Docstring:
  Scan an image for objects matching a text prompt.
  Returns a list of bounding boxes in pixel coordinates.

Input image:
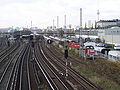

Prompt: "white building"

[98,26,120,44]
[96,19,120,28]
[96,19,120,44]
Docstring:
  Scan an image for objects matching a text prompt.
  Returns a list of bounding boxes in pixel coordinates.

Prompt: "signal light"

[47,39,52,44]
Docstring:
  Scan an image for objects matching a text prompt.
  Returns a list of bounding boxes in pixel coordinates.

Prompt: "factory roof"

[97,19,120,23]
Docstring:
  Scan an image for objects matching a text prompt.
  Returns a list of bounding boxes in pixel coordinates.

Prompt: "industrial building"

[97,19,120,44]
[96,19,120,28]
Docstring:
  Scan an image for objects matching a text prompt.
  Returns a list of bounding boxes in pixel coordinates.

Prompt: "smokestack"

[31,21,32,28]
[80,8,82,29]
[97,10,100,21]
[64,15,66,29]
[53,19,55,30]
[57,16,59,28]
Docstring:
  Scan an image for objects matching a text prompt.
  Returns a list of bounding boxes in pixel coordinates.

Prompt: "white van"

[114,44,120,49]
[108,50,120,61]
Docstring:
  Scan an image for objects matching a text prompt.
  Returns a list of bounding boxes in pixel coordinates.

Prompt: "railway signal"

[7,40,10,47]
[30,35,33,40]
[64,49,68,59]
[64,45,69,78]
[31,41,34,48]
[47,39,52,44]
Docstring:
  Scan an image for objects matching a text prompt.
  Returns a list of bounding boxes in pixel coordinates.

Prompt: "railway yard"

[0,35,120,90]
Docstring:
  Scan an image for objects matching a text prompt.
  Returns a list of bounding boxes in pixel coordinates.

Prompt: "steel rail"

[5,44,25,90]
[34,47,57,90]
[19,44,31,90]
[0,42,20,63]
[34,44,70,90]
[0,43,21,83]
[26,45,32,90]
[0,43,21,90]
[0,42,20,82]
[40,42,101,90]
[50,44,101,89]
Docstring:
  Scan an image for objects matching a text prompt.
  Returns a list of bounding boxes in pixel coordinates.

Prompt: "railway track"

[5,44,26,90]
[19,44,31,90]
[34,43,73,90]
[0,39,102,90]
[48,42,86,66]
[0,42,24,90]
[0,42,21,80]
[14,43,39,90]
[0,41,50,90]
[1,43,34,90]
[0,41,20,61]
[28,48,40,90]
[40,41,102,90]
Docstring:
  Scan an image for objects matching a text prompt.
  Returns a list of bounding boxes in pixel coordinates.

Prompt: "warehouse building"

[97,19,120,44]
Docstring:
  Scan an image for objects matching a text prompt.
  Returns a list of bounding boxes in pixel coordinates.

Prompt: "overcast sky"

[0,0,120,28]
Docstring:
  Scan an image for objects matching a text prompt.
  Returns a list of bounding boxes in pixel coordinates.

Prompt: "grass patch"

[53,43,120,89]
[68,47,120,89]
[73,66,120,90]
[69,48,79,57]
[73,66,95,78]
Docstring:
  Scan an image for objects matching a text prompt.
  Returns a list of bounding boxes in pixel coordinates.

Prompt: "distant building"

[75,29,98,36]
[96,19,120,44]
[98,26,120,44]
[96,19,120,28]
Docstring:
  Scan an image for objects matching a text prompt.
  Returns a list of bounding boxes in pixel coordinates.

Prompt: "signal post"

[64,42,69,79]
